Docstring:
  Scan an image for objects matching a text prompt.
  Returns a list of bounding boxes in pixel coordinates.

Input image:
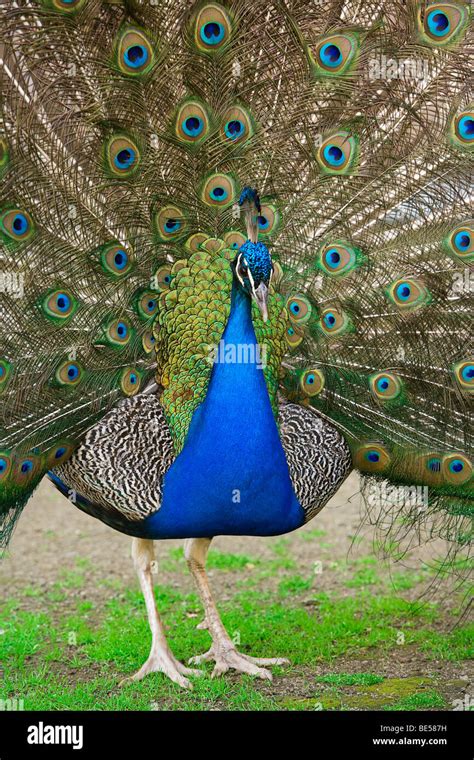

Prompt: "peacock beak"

[253,282,269,323]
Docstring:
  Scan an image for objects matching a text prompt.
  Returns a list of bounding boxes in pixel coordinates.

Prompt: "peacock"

[0,0,472,688]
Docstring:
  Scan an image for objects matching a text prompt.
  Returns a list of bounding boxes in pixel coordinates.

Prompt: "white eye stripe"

[236,253,245,287]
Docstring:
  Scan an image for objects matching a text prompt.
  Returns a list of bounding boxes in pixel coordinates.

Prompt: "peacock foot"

[120,651,203,690]
[189,643,289,681]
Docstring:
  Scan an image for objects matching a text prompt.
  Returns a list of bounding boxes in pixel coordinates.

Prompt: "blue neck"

[142,278,305,538]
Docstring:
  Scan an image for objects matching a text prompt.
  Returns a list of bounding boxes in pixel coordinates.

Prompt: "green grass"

[0,574,471,711]
[314,673,384,687]
[384,692,446,710]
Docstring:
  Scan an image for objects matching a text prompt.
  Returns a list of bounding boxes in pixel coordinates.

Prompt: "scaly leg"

[120,538,202,689]
[185,537,289,680]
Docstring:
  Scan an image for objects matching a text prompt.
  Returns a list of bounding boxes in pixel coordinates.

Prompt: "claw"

[189,646,289,680]
[120,653,203,689]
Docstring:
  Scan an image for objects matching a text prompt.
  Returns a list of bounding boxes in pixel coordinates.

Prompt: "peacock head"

[233,186,273,322]
[232,240,273,322]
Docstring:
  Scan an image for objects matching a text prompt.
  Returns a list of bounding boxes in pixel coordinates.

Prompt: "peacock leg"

[120,538,203,689]
[185,537,289,680]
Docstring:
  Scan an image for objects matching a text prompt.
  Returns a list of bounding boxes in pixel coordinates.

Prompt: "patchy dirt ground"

[0,473,472,711]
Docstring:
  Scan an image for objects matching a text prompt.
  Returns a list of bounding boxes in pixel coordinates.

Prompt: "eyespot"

[442,453,472,485]
[155,205,187,241]
[354,443,391,472]
[221,105,253,144]
[319,242,359,276]
[55,359,84,386]
[310,33,360,76]
[195,4,232,52]
[223,231,246,250]
[286,295,312,325]
[319,305,350,336]
[106,136,141,177]
[97,242,134,278]
[102,318,134,348]
[446,222,474,261]
[386,277,431,311]
[185,233,208,252]
[201,173,236,207]
[142,330,156,354]
[449,109,474,149]
[452,360,474,394]
[42,289,78,322]
[135,290,159,321]
[46,442,75,468]
[51,0,85,12]
[317,131,359,175]
[369,371,404,403]
[12,454,41,486]
[117,28,154,76]
[0,359,12,394]
[257,204,280,237]
[0,208,35,241]
[415,452,444,485]
[120,367,142,396]
[420,3,470,46]
[300,368,325,397]
[285,323,304,348]
[0,453,12,481]
[175,100,210,143]
[154,265,173,291]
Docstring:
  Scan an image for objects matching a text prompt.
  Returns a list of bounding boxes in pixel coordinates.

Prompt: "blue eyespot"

[164,275,171,284]
[183,116,204,138]
[449,459,464,473]
[210,186,228,201]
[56,293,71,312]
[164,218,181,233]
[323,144,344,166]
[377,377,390,392]
[200,22,225,45]
[289,302,300,315]
[319,43,342,67]
[454,231,470,251]
[129,373,137,384]
[325,249,341,268]
[225,120,244,139]
[114,148,136,170]
[0,457,7,473]
[12,213,29,235]
[287,326,295,336]
[461,365,474,382]
[427,457,441,472]
[396,283,411,301]
[147,299,156,312]
[306,373,315,384]
[366,450,380,463]
[66,364,79,380]
[258,215,269,230]
[20,459,34,474]
[117,322,128,338]
[457,115,474,141]
[54,447,66,459]
[427,10,450,37]
[124,44,149,69]
[114,249,128,269]
[323,312,336,328]
[0,366,4,379]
